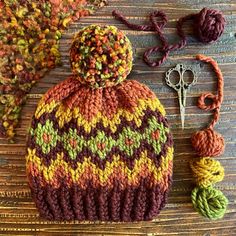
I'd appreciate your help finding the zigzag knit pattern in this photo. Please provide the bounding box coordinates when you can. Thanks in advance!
[25,25,174,222]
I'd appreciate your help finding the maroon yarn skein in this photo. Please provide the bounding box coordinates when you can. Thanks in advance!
[178,8,226,44]
[112,8,225,67]
[195,8,226,43]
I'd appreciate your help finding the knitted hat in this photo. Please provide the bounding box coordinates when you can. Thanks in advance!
[25,25,174,221]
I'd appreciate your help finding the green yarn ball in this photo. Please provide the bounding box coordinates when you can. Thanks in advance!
[191,186,228,220]
[70,25,133,88]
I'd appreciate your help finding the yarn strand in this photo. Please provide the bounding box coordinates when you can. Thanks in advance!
[192,55,225,157]
[112,10,184,67]
[112,8,225,68]
[196,54,224,129]
[112,10,170,67]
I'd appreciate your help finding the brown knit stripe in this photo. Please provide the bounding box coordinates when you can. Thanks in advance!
[72,185,86,220]
[110,184,122,221]
[30,176,54,220]
[132,179,147,220]
[121,187,135,221]
[29,177,170,221]
[60,183,75,220]
[98,187,109,221]
[45,186,63,220]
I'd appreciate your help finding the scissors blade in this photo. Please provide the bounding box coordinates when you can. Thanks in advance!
[180,104,185,129]
[177,89,185,129]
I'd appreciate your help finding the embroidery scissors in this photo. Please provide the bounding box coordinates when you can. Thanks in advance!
[165,64,197,129]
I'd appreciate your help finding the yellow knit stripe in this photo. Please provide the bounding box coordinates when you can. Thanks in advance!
[26,147,173,185]
[35,97,166,132]
[35,98,58,119]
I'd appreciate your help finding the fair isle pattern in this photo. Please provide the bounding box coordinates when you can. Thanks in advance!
[26,78,174,221]
[29,116,169,158]
[26,148,173,189]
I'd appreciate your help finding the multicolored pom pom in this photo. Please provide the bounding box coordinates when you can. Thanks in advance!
[70,25,133,88]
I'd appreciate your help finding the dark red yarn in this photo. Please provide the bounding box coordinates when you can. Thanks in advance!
[195,8,226,43]
[29,176,170,221]
[112,8,225,67]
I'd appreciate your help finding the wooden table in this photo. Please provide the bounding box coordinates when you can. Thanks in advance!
[0,0,235,235]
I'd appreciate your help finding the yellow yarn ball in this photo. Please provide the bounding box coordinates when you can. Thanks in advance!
[190,157,224,187]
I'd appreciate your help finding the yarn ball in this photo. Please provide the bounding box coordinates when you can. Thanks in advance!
[195,8,226,43]
[70,25,133,88]
[190,157,224,187]
[191,128,225,157]
[191,186,228,220]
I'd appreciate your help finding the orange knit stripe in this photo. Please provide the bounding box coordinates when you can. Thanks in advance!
[43,79,157,120]
[44,76,81,103]
[28,161,172,190]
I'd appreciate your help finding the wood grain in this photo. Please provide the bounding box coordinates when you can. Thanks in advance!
[0,0,236,235]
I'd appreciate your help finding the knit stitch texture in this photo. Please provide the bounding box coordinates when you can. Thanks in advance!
[25,25,174,221]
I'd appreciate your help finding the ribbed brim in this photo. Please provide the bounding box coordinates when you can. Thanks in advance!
[29,176,171,221]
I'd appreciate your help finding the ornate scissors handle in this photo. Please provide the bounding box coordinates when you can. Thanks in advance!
[165,64,197,91]
[165,64,197,129]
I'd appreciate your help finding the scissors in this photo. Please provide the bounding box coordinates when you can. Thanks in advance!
[165,64,197,129]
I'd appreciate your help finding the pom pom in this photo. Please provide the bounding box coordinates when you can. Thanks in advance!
[190,157,224,187]
[195,8,225,43]
[191,186,228,220]
[191,128,225,157]
[70,25,133,88]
